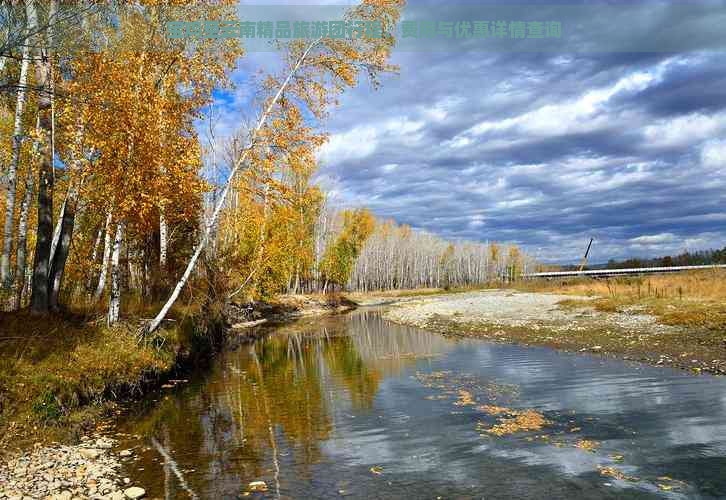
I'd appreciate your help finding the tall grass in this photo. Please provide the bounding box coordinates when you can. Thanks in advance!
[515,270,726,331]
[516,269,726,302]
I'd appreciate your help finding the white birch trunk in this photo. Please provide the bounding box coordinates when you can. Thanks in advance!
[159,212,168,270]
[146,37,322,334]
[86,227,102,290]
[1,39,31,287]
[49,191,67,265]
[106,220,125,326]
[93,210,113,302]
[11,160,35,310]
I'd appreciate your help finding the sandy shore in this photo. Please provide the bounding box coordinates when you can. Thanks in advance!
[383,290,726,375]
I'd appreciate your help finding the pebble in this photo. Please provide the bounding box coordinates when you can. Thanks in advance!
[122,486,145,499]
[0,435,146,500]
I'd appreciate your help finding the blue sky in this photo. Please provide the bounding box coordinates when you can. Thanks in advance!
[205,1,726,264]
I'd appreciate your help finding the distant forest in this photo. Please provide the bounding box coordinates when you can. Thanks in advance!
[560,247,726,271]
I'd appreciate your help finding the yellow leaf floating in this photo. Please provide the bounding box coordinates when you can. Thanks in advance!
[574,439,600,452]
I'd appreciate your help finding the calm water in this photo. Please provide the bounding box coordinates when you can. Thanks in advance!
[116,309,726,499]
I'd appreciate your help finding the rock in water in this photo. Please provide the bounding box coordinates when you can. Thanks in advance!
[248,481,268,492]
[123,486,146,499]
[79,449,101,460]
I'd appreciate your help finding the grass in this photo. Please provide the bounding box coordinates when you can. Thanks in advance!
[0,301,216,453]
[510,270,726,332]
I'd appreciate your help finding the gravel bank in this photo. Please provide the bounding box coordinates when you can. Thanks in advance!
[0,435,145,500]
[383,290,726,374]
[383,290,672,332]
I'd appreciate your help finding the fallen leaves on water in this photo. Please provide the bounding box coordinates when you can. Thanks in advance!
[370,466,383,475]
[478,405,510,415]
[574,439,600,452]
[480,409,548,436]
[609,454,624,462]
[454,390,475,406]
[597,466,639,482]
[656,476,687,491]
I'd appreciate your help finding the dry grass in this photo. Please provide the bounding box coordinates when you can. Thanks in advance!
[0,303,204,451]
[513,270,726,332]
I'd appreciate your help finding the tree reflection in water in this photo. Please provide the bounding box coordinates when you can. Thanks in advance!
[121,310,452,498]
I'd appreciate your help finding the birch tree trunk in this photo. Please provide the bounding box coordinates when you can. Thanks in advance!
[49,194,66,265]
[29,0,58,314]
[86,226,102,291]
[159,212,168,271]
[146,37,322,334]
[107,221,125,326]
[1,37,31,288]
[49,185,78,310]
[93,210,113,302]
[11,155,35,310]
[48,121,86,310]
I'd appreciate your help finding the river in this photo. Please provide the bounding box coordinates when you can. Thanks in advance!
[115,309,726,499]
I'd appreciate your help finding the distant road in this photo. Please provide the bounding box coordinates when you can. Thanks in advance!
[522,264,726,279]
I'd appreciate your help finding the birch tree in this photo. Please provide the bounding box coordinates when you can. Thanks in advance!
[0,24,32,289]
[147,0,405,333]
[28,0,56,314]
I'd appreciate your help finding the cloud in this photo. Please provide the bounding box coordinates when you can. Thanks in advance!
[205,4,726,264]
[701,139,726,169]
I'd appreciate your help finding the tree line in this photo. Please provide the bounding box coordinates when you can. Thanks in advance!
[0,0,407,333]
[1,0,538,334]
[604,247,726,270]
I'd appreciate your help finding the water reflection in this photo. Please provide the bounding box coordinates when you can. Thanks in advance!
[117,310,726,499]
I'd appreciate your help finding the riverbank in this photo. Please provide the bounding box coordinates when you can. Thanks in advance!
[0,434,148,499]
[383,289,726,375]
[0,293,355,453]
[0,293,356,498]
[345,286,485,306]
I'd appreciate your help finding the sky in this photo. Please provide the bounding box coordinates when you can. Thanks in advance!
[209,0,726,264]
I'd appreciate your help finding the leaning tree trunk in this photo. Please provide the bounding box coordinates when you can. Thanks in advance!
[48,194,66,266]
[107,221,125,326]
[49,186,79,310]
[1,38,31,288]
[48,121,86,310]
[146,37,323,334]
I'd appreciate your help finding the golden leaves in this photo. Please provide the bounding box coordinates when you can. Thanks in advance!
[480,409,548,437]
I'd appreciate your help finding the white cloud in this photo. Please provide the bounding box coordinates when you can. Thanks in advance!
[318,117,424,167]
[701,139,726,169]
[643,112,726,149]
[318,125,379,166]
[453,63,669,143]
[628,233,677,245]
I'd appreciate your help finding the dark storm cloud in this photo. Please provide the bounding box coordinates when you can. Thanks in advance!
[225,1,726,263]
